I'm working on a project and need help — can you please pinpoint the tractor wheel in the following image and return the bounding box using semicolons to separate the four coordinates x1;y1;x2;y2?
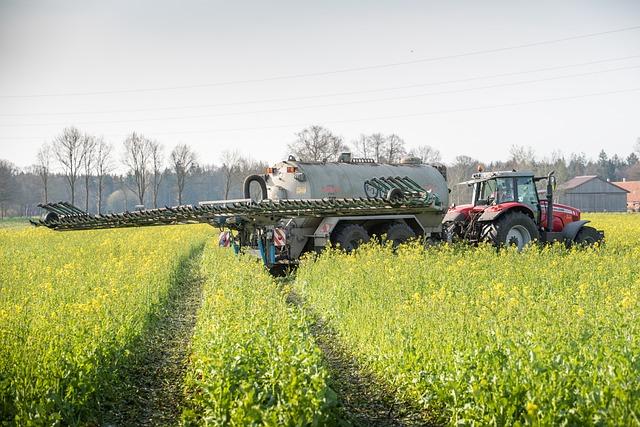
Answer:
331;224;370;252
574;226;603;246
382;222;416;247
482;211;539;250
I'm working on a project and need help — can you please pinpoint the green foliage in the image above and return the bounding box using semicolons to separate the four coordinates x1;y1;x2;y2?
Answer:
294;214;640;425
0;225;212;425
182;244;333;426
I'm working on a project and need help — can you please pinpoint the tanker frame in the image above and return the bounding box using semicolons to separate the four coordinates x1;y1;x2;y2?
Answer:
36;153;449;272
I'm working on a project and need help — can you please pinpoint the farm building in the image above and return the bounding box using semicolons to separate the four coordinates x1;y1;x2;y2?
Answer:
612;180;640;211
556;175;628;212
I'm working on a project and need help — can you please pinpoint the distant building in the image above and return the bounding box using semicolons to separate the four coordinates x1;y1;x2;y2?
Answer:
612;180;640;212
556;175;628;212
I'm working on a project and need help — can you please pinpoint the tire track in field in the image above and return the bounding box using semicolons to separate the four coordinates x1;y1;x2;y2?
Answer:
286;288;439;427
103;247;205;426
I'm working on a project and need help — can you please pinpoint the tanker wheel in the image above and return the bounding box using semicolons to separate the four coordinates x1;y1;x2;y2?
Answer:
332;224;370;252
382;222;416;247
574;226;603;246
481;211;539;250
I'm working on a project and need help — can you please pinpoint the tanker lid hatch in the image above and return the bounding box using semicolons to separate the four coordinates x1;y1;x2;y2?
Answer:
337;152;352;163
400;156;422;165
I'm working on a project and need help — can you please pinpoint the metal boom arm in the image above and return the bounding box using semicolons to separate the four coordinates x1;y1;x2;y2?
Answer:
35;194;442;232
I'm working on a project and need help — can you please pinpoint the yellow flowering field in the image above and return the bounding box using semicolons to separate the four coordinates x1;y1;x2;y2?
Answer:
0;225;213;424
182;244;334;426
294;213;640;425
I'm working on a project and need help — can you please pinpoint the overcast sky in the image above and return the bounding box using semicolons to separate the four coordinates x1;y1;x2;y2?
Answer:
1;0;639;170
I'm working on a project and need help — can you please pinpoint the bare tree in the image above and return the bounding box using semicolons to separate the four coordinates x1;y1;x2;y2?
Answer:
412;145;442;163
385;134;406;163
122;132;152;206
81;135;97;212
352;134;369;158
366;133;386;162
35;143;52;203
508;145;536;169
52;126;85;204
449;155;480;205
170;144;197;205
221;150;241;199
95;138;113;214
287;125;346;162
149;141;164;208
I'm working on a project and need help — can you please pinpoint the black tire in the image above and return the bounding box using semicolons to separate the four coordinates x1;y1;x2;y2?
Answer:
481;211;539;250
381;222;416;247
331;224;370;252
243;174;268;202
574;226;603;246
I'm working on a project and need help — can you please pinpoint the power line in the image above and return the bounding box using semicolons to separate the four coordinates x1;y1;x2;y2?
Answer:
2;24;639;99
0;86;637;140
2;54;639;118
4;64;639;128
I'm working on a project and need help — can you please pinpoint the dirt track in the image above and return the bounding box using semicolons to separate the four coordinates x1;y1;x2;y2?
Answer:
103;250;204;426
286;288;438;427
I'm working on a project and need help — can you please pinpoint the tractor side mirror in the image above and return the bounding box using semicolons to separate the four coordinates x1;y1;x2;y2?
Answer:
551;176;557;190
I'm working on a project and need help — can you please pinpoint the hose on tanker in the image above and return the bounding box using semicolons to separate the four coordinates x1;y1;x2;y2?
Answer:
243;174;268;202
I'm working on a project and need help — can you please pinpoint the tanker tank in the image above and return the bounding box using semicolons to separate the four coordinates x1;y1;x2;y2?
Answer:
262;156;448;207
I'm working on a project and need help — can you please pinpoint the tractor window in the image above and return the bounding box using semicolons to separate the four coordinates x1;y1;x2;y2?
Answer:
516;177;538;207
476;180;497;205
494;178;515;204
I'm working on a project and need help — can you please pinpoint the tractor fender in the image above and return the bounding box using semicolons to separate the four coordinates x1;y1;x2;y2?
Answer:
562;220;590;242
477;203;535;222
443;210;467;223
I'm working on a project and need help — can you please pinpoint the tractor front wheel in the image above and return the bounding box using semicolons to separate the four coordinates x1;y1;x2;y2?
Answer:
482;212;539;250
574;226;603;246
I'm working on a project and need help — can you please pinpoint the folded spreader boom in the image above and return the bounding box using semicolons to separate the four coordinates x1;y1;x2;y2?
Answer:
34;171;447;272
35;193;441;232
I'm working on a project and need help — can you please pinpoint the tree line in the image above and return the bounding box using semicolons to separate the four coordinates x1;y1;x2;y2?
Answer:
1;125;639;218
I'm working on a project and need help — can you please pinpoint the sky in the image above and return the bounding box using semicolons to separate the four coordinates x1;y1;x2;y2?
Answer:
1;0;639;170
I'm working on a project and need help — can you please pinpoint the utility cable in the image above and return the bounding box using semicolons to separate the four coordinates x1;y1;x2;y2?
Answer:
1;54;639;117
1;24;639;98
3;64;639;128
0;86;637;139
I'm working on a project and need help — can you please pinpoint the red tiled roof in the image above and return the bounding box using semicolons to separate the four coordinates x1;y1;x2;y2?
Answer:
613;181;640;202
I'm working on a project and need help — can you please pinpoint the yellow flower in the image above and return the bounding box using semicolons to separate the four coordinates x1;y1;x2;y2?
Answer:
526;401;538;416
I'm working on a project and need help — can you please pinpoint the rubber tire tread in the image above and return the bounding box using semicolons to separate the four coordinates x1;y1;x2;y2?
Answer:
384;222;416;247
481;211;539;248
574;226;602;246
332;224;370;252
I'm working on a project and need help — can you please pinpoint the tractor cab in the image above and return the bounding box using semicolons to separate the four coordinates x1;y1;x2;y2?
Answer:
444;170;603;249
471;171;541;220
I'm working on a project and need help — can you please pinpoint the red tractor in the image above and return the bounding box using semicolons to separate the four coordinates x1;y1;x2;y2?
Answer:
443;170;604;249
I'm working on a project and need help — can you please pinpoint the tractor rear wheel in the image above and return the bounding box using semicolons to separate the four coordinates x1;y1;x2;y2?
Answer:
332;224;370;252
381;222;416;247
574;226;603;246
482;211;539;250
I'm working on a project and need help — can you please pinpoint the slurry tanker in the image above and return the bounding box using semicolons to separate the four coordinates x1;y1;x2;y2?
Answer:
36;153;602;273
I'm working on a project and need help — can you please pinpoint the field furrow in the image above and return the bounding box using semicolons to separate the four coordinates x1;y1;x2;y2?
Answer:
287;289;437;427
103;246;206;426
